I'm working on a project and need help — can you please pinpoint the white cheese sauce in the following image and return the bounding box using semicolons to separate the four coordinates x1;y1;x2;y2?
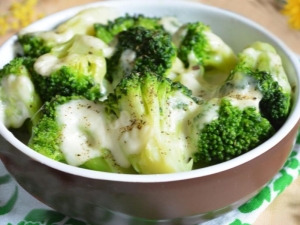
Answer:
194;98;220;131
115;110;153;155
227;97;260;111
164;91;200;158
0;75;35;127
34;54;60;76
258;52;291;93
56;99;130;167
159;17;182;35
169;55;217;100
68;35;115;58
172;26;187;48
204;31;232;55
164;91;199;130
120;49;136;73
222;74;262;110
241;47;291;93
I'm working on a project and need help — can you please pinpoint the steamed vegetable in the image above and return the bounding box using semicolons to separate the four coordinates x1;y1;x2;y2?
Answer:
28;95;136;174
0;57;42;128
221;42;291;129
0;7;292;174
105;71;199;174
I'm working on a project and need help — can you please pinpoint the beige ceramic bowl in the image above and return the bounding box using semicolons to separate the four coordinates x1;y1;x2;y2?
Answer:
0;1;300;224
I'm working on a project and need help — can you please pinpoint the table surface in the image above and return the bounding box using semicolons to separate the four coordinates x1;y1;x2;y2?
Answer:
0;0;299;224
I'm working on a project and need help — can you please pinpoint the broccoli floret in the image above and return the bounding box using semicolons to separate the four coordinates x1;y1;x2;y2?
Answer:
32;34;111;102
105;71;199;174
172;22;237;82
167;22;237;100
18;7;119;57
28;95;135;174
0;57;42;128
106;26;176;88
191;97;275;163
190;42;291;163
94;14;164;44
17;35;53;58
220;41;292;128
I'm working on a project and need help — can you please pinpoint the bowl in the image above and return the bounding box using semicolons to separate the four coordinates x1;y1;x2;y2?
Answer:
0;1;300;224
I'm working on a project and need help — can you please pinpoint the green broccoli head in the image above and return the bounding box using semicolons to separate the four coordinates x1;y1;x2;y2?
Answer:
32;34;111;102
105;71;199;174
191;97;275;163
94;14;164;44
0;57;42;128
173;21;237;81
28;95;135;174
221;41;292;128
250;70;290;129
17;34;54;58
18;7;119;57
106;26;177;88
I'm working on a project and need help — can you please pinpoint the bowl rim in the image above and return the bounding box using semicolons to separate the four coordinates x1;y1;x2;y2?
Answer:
0;0;300;183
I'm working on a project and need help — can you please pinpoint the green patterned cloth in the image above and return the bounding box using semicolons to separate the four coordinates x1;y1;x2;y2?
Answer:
0;131;300;225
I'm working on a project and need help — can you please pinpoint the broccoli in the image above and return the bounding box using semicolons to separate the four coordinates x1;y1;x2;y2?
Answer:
0;9;291;174
28;70;200;174
190;42;292;164
28;95;136;174
106;26;177;88
190;97;275;163
0;57;42;129
105;71;200;174
18;7;119;57
172;21;237;84
158;16;183;35
220;41;292;128
167;21;237;100
94;14;164;44
32;34;111;102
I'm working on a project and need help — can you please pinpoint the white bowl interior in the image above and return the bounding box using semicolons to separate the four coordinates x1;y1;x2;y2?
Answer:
0;0;299;182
